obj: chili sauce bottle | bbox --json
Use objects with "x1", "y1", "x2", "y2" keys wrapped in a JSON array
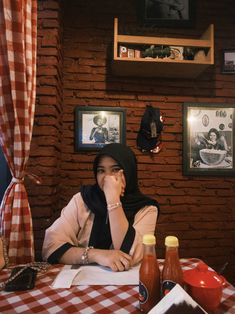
[
  {"x1": 162, "y1": 235, "x2": 183, "y2": 296},
  {"x1": 139, "y1": 234, "x2": 160, "y2": 313}
]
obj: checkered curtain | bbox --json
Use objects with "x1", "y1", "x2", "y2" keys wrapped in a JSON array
[{"x1": 0, "y1": 0, "x2": 37, "y2": 264}]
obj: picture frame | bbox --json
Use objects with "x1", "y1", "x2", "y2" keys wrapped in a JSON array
[
  {"x1": 183, "y1": 102, "x2": 235, "y2": 176},
  {"x1": 75, "y1": 106, "x2": 126, "y2": 151},
  {"x1": 138, "y1": 0, "x2": 195, "y2": 28},
  {"x1": 221, "y1": 49, "x2": 235, "y2": 74}
]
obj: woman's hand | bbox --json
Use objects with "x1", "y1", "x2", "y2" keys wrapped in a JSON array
[
  {"x1": 103, "y1": 170, "x2": 125, "y2": 202},
  {"x1": 207, "y1": 139, "x2": 216, "y2": 145},
  {"x1": 91, "y1": 248, "x2": 132, "y2": 272}
]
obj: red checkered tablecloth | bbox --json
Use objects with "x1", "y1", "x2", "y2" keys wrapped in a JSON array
[{"x1": 0, "y1": 258, "x2": 234, "y2": 314}]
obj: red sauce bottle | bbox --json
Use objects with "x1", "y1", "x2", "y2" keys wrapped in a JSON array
[
  {"x1": 162, "y1": 236, "x2": 183, "y2": 296},
  {"x1": 139, "y1": 234, "x2": 160, "y2": 313}
]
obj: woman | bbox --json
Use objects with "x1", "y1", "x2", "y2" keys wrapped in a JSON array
[
  {"x1": 191, "y1": 128, "x2": 228, "y2": 165},
  {"x1": 42, "y1": 143, "x2": 159, "y2": 271},
  {"x1": 89, "y1": 114, "x2": 108, "y2": 144},
  {"x1": 206, "y1": 128, "x2": 227, "y2": 150}
]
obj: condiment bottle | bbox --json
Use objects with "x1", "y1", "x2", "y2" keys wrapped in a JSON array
[
  {"x1": 139, "y1": 234, "x2": 160, "y2": 313},
  {"x1": 162, "y1": 235, "x2": 183, "y2": 296}
]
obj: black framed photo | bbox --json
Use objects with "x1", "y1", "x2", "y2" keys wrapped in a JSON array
[
  {"x1": 183, "y1": 102, "x2": 235, "y2": 176},
  {"x1": 222, "y1": 49, "x2": 235, "y2": 74},
  {"x1": 138, "y1": 0, "x2": 195, "y2": 28},
  {"x1": 75, "y1": 106, "x2": 126, "y2": 151}
]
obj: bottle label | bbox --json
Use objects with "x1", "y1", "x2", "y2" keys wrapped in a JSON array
[
  {"x1": 162, "y1": 280, "x2": 176, "y2": 296},
  {"x1": 139, "y1": 281, "x2": 149, "y2": 304}
]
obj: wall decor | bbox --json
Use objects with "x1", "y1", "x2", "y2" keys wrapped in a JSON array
[
  {"x1": 222, "y1": 49, "x2": 235, "y2": 74},
  {"x1": 183, "y1": 103, "x2": 235, "y2": 176},
  {"x1": 138, "y1": 0, "x2": 195, "y2": 27},
  {"x1": 75, "y1": 107, "x2": 126, "y2": 151}
]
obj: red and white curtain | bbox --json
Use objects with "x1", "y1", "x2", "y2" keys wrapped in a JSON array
[{"x1": 0, "y1": 0, "x2": 37, "y2": 264}]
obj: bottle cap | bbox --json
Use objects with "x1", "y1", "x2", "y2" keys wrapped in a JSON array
[
  {"x1": 165, "y1": 236, "x2": 179, "y2": 247},
  {"x1": 143, "y1": 234, "x2": 156, "y2": 245}
]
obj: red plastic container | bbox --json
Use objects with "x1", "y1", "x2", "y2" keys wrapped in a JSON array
[{"x1": 183, "y1": 262, "x2": 225, "y2": 312}]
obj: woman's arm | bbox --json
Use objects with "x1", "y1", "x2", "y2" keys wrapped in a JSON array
[
  {"x1": 89, "y1": 127, "x2": 97, "y2": 140},
  {"x1": 102, "y1": 170, "x2": 158, "y2": 263},
  {"x1": 42, "y1": 192, "x2": 132, "y2": 271},
  {"x1": 42, "y1": 193, "x2": 88, "y2": 262},
  {"x1": 60, "y1": 246, "x2": 132, "y2": 272},
  {"x1": 130, "y1": 205, "x2": 158, "y2": 265},
  {"x1": 102, "y1": 170, "x2": 129, "y2": 249},
  {"x1": 108, "y1": 205, "x2": 129, "y2": 249},
  {"x1": 219, "y1": 135, "x2": 228, "y2": 151}
]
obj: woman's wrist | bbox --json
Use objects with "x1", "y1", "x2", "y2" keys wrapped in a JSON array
[
  {"x1": 105, "y1": 192, "x2": 121, "y2": 202},
  {"x1": 106, "y1": 195, "x2": 121, "y2": 205},
  {"x1": 87, "y1": 248, "x2": 101, "y2": 264},
  {"x1": 107, "y1": 201, "x2": 122, "y2": 212},
  {"x1": 80, "y1": 246, "x2": 94, "y2": 265}
]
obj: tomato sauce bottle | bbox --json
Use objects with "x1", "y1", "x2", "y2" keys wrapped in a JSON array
[
  {"x1": 139, "y1": 234, "x2": 160, "y2": 313},
  {"x1": 162, "y1": 236, "x2": 183, "y2": 296}
]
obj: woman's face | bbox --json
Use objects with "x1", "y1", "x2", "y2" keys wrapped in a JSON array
[
  {"x1": 96, "y1": 118, "x2": 103, "y2": 126},
  {"x1": 209, "y1": 131, "x2": 217, "y2": 141},
  {"x1": 96, "y1": 156, "x2": 126, "y2": 191}
]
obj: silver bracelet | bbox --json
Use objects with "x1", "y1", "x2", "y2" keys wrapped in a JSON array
[
  {"x1": 107, "y1": 202, "x2": 122, "y2": 212},
  {"x1": 81, "y1": 246, "x2": 93, "y2": 265}
]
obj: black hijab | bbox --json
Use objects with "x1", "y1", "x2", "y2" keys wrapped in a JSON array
[{"x1": 80, "y1": 143, "x2": 159, "y2": 252}]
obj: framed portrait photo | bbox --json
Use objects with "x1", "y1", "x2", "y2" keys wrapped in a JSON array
[
  {"x1": 221, "y1": 49, "x2": 235, "y2": 74},
  {"x1": 75, "y1": 106, "x2": 126, "y2": 151},
  {"x1": 138, "y1": 0, "x2": 196, "y2": 28},
  {"x1": 183, "y1": 102, "x2": 235, "y2": 176}
]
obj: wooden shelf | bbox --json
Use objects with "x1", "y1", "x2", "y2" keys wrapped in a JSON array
[{"x1": 112, "y1": 18, "x2": 214, "y2": 79}]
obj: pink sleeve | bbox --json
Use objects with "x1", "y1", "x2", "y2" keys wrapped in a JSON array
[
  {"x1": 42, "y1": 193, "x2": 90, "y2": 261},
  {"x1": 130, "y1": 205, "x2": 158, "y2": 265}
]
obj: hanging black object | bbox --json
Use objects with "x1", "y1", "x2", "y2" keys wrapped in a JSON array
[{"x1": 137, "y1": 105, "x2": 164, "y2": 153}]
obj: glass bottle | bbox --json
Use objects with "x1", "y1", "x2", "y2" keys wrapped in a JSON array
[
  {"x1": 162, "y1": 235, "x2": 183, "y2": 296},
  {"x1": 139, "y1": 234, "x2": 160, "y2": 313}
]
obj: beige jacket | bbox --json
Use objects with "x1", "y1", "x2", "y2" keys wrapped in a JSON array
[{"x1": 42, "y1": 192, "x2": 158, "y2": 265}]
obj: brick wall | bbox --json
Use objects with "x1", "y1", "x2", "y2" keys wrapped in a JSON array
[{"x1": 27, "y1": 0, "x2": 235, "y2": 284}]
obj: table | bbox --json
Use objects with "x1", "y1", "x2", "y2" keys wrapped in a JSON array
[{"x1": 0, "y1": 258, "x2": 234, "y2": 314}]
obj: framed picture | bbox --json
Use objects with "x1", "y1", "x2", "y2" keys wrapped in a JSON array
[
  {"x1": 75, "y1": 106, "x2": 126, "y2": 151},
  {"x1": 183, "y1": 102, "x2": 235, "y2": 176},
  {"x1": 138, "y1": 0, "x2": 195, "y2": 28},
  {"x1": 222, "y1": 49, "x2": 235, "y2": 74}
]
